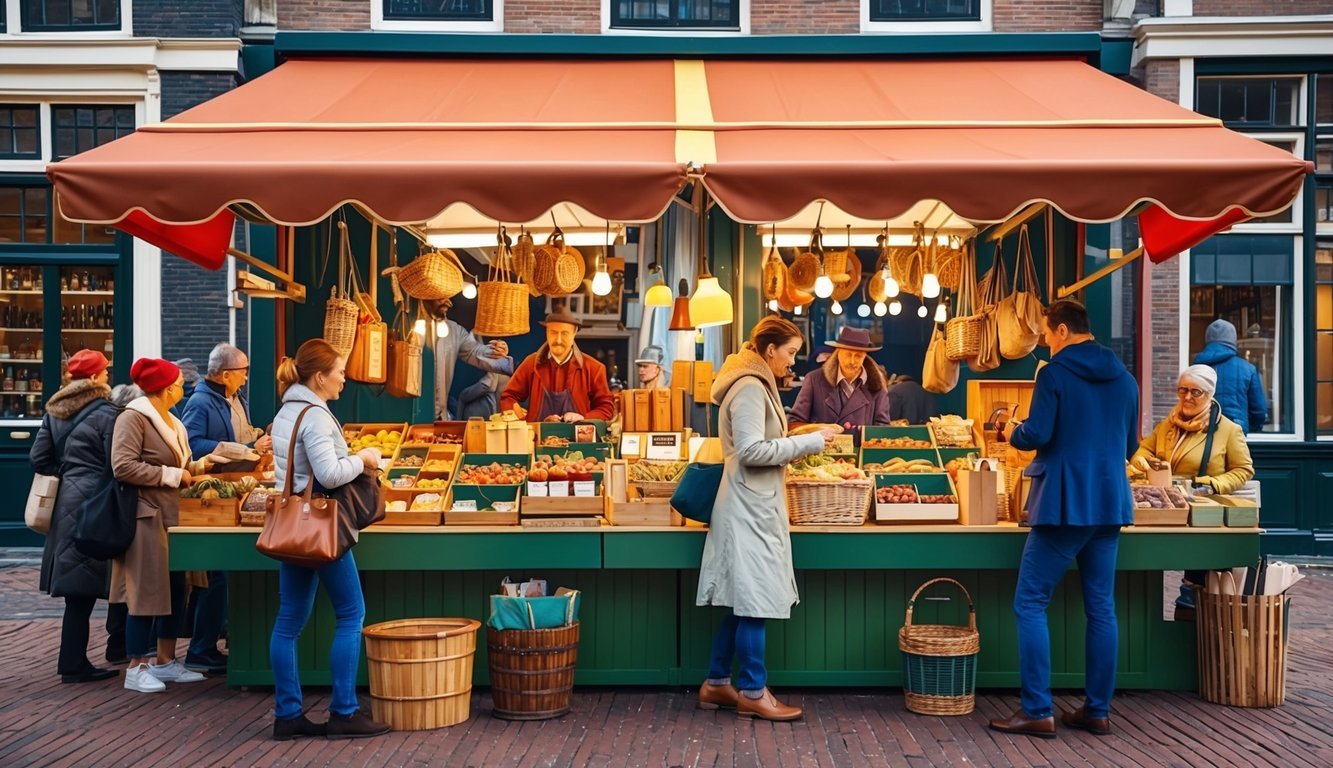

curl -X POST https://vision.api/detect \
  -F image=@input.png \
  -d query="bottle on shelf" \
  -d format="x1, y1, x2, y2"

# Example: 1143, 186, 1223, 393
69, 272, 80, 291
3, 366, 13, 391
60, 276, 68, 291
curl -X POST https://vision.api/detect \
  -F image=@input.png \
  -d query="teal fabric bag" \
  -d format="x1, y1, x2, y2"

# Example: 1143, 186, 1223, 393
487, 590, 581, 631
670, 462, 723, 524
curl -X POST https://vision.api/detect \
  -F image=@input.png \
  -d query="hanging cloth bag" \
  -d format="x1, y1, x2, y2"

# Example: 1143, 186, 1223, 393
26, 403, 103, 534
475, 227, 531, 337
345, 239, 388, 385
922, 325, 960, 394
997, 224, 1044, 359
945, 239, 983, 362
385, 300, 424, 399
968, 242, 1007, 373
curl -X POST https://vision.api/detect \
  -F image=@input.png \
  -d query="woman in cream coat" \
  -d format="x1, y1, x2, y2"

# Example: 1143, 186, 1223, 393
696, 316, 838, 722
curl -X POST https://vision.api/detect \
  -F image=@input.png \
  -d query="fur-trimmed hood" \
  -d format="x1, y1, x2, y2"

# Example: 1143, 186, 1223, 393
44, 379, 111, 420
820, 352, 886, 393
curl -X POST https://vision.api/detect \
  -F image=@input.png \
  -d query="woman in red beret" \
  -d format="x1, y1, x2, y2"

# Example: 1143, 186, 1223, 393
110, 358, 214, 693
30, 350, 120, 683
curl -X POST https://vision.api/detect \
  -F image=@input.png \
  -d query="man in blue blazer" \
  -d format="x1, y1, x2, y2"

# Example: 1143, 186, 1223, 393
988, 300, 1138, 739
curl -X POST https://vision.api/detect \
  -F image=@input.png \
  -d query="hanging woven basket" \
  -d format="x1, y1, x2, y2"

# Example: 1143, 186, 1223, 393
513, 229, 539, 297
533, 229, 585, 297
475, 236, 531, 337
398, 248, 464, 300
831, 250, 863, 302
762, 246, 788, 301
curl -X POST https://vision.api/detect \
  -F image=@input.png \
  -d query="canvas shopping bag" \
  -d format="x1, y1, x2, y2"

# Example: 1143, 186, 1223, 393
997, 224, 1043, 359
922, 325, 960, 394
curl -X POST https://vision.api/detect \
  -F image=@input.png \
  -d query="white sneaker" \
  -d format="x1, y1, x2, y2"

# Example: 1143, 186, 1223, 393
124, 663, 166, 693
147, 659, 205, 683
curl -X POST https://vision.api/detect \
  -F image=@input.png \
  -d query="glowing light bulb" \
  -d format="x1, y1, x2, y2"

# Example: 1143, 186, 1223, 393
434, 319, 449, 338
889, 301, 903, 316
886, 277, 900, 298
814, 273, 834, 299
917, 305, 928, 318
794, 304, 803, 316
831, 300, 843, 315
591, 269, 612, 296
873, 301, 887, 317
921, 272, 941, 299
413, 319, 428, 338
461, 280, 478, 300
934, 302, 948, 323
767, 298, 779, 312
857, 303, 871, 318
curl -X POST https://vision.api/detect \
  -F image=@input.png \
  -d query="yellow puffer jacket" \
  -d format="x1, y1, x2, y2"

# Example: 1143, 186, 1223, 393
1131, 408, 1254, 494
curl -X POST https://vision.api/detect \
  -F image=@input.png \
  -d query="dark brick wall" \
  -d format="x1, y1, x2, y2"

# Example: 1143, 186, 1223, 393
751, 0, 857, 33
993, 0, 1102, 32
279, 0, 370, 30
134, 0, 244, 37
158, 71, 248, 364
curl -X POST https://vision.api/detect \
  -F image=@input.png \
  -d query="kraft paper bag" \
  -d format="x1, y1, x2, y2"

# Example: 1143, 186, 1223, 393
957, 467, 999, 526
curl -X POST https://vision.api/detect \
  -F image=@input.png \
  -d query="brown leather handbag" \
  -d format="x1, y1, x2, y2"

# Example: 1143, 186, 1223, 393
256, 405, 363, 568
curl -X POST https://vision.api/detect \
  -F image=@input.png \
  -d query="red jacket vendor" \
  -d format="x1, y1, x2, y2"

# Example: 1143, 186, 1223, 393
501, 303, 616, 423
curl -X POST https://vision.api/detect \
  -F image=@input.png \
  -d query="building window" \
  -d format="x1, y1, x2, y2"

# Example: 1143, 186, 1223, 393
611, 0, 739, 29
19, 0, 121, 32
1196, 77, 1302, 128
0, 106, 40, 160
1317, 243, 1333, 436
868, 0, 980, 21
0, 184, 48, 244
383, 0, 493, 21
1190, 235, 1295, 434
50, 105, 134, 161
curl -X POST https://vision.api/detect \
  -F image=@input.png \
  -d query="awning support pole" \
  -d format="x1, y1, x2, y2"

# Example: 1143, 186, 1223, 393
987, 203, 1047, 242
228, 246, 307, 302
1057, 246, 1143, 299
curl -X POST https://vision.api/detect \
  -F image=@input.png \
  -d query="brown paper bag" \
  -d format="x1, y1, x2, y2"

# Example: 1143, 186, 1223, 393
957, 467, 999, 526
346, 320, 388, 384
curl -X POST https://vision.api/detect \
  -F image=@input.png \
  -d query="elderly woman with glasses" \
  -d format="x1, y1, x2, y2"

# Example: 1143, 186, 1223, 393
1130, 364, 1254, 615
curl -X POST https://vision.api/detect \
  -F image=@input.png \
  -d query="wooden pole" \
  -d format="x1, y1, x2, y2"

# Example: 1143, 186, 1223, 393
1057, 246, 1144, 299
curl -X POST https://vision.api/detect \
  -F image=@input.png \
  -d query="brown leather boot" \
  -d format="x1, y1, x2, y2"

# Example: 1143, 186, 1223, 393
697, 682, 740, 710
737, 688, 803, 721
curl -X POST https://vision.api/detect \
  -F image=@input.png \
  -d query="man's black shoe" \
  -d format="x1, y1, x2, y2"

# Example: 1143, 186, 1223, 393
326, 711, 391, 739
273, 714, 326, 741
61, 667, 118, 684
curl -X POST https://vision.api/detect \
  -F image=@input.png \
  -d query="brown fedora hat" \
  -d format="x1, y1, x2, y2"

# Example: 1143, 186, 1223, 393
826, 326, 881, 352
539, 302, 584, 329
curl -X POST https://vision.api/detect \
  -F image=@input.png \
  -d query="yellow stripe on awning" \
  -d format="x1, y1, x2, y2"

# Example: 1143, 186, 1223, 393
674, 60, 717, 165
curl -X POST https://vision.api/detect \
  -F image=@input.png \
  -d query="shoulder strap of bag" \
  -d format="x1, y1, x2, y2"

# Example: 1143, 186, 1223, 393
1199, 400, 1220, 470
282, 404, 319, 501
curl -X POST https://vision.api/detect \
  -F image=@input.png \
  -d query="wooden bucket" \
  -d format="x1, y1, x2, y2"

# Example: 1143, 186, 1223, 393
363, 617, 480, 730
1194, 583, 1288, 708
486, 622, 580, 720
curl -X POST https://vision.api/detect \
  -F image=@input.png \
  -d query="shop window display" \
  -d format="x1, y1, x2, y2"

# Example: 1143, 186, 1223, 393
1316, 244, 1333, 436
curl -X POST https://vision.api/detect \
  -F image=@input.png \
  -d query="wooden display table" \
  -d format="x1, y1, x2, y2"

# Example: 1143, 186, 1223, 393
169, 524, 1258, 690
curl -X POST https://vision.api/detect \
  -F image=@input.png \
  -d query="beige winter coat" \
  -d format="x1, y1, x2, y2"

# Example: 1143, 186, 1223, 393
696, 345, 824, 620
109, 400, 207, 616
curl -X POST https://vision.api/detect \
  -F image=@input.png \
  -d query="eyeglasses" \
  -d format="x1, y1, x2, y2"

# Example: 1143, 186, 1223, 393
1177, 387, 1206, 399
222, 366, 250, 374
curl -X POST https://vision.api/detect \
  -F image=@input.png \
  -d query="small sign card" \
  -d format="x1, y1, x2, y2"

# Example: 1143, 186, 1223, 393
450, 499, 478, 512
620, 433, 643, 458
645, 432, 683, 461
573, 480, 597, 497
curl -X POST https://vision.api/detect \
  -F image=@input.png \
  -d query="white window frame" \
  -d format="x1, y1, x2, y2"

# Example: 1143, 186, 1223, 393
372, 0, 504, 32
0, 0, 133, 37
601, 0, 749, 36
0, 98, 144, 171
860, 0, 991, 34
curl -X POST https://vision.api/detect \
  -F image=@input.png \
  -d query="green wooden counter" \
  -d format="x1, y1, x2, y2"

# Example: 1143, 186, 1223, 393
169, 524, 1259, 690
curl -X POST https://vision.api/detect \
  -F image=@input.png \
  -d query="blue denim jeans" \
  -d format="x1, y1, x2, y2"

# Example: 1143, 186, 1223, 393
125, 571, 187, 657
269, 551, 365, 720
1014, 525, 1121, 720
189, 571, 228, 657
707, 610, 767, 692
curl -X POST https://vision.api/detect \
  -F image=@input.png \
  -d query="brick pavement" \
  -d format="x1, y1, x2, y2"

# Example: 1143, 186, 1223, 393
1, 560, 1331, 767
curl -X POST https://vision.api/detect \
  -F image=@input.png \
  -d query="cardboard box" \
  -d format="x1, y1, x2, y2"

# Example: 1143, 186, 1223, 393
873, 474, 959, 523
633, 390, 652, 432
652, 388, 672, 431
691, 361, 714, 404
956, 467, 999, 526
507, 422, 534, 454
464, 418, 488, 454
671, 360, 692, 391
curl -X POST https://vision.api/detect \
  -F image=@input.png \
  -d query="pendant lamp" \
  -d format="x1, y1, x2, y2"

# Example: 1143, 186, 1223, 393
669, 278, 693, 331
686, 185, 734, 328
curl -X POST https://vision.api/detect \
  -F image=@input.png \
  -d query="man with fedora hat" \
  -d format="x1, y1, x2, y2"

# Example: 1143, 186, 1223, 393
501, 303, 616, 423
635, 345, 669, 389
789, 327, 890, 431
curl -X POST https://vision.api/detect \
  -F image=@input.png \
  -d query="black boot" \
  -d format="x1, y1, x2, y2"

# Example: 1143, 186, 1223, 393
273, 714, 327, 741
326, 711, 391, 739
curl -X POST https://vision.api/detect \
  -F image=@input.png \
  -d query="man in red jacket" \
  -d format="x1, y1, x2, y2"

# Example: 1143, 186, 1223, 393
501, 304, 616, 423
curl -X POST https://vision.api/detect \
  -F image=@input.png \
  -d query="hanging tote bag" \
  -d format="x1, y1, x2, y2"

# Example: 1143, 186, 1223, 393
385, 300, 424, 399
72, 476, 139, 560
346, 249, 389, 384
25, 404, 100, 534
257, 405, 358, 568
475, 229, 531, 337
671, 462, 724, 525
922, 325, 960, 394
997, 224, 1043, 359
968, 243, 1007, 374
323, 220, 360, 356
945, 239, 982, 362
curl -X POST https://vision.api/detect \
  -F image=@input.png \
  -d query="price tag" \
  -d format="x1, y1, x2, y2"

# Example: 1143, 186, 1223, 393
620, 433, 642, 458
450, 499, 478, 512
645, 432, 682, 461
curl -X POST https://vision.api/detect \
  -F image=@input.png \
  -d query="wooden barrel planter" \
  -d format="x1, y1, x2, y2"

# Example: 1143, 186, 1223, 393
486, 622, 580, 720
363, 617, 480, 730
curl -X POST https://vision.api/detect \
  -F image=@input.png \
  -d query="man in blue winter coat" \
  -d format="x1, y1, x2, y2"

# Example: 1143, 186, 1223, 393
1194, 318, 1268, 434
988, 300, 1139, 740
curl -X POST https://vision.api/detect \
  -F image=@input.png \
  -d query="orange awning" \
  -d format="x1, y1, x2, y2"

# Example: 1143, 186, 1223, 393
48, 56, 1311, 270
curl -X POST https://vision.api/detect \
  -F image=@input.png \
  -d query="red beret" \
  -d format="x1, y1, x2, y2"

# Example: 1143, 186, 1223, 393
130, 357, 181, 394
66, 350, 109, 380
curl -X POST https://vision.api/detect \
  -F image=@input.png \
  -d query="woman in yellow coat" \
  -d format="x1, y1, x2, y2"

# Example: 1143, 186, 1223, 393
1130, 364, 1254, 614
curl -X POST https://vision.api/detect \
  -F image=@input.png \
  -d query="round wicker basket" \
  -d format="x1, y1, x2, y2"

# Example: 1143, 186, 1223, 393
398, 249, 464, 300
323, 292, 359, 356
788, 251, 820, 291
890, 247, 924, 297
899, 578, 980, 717
533, 235, 585, 297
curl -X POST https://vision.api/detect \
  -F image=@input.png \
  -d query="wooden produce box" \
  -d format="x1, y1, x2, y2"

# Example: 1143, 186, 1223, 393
1131, 485, 1191, 526
379, 487, 444, 525
178, 497, 240, 527
873, 473, 959, 523
1215, 495, 1260, 527
1189, 497, 1226, 527
521, 495, 607, 518
537, 421, 606, 446
445, 483, 521, 525
403, 422, 466, 448
607, 496, 677, 526
343, 422, 407, 467
860, 447, 942, 474
928, 418, 979, 450
862, 425, 935, 446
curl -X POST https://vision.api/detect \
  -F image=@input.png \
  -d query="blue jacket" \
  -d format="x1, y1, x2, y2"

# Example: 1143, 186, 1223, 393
180, 381, 240, 460
1193, 342, 1267, 434
1010, 340, 1139, 527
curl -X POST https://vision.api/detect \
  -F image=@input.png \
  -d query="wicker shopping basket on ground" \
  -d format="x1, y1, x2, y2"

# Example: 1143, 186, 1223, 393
786, 479, 873, 526
899, 577, 980, 716
398, 248, 464, 300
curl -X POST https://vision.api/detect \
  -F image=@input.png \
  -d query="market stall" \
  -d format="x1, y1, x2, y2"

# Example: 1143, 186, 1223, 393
50, 51, 1305, 691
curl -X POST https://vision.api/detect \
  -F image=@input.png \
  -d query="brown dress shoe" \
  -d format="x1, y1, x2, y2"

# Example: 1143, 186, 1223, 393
1061, 706, 1112, 736
697, 682, 740, 710
737, 688, 803, 722
988, 709, 1056, 739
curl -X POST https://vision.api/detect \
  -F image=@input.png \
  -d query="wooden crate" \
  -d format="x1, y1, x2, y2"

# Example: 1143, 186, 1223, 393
178, 497, 240, 527
522, 495, 607, 518
607, 497, 675, 526
445, 508, 519, 526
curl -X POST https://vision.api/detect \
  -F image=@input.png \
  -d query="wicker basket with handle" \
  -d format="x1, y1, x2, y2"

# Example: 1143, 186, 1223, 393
899, 577, 980, 716
398, 247, 464, 300
475, 230, 530, 337
323, 219, 359, 355
946, 239, 982, 361
786, 479, 873, 526
532, 229, 585, 297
